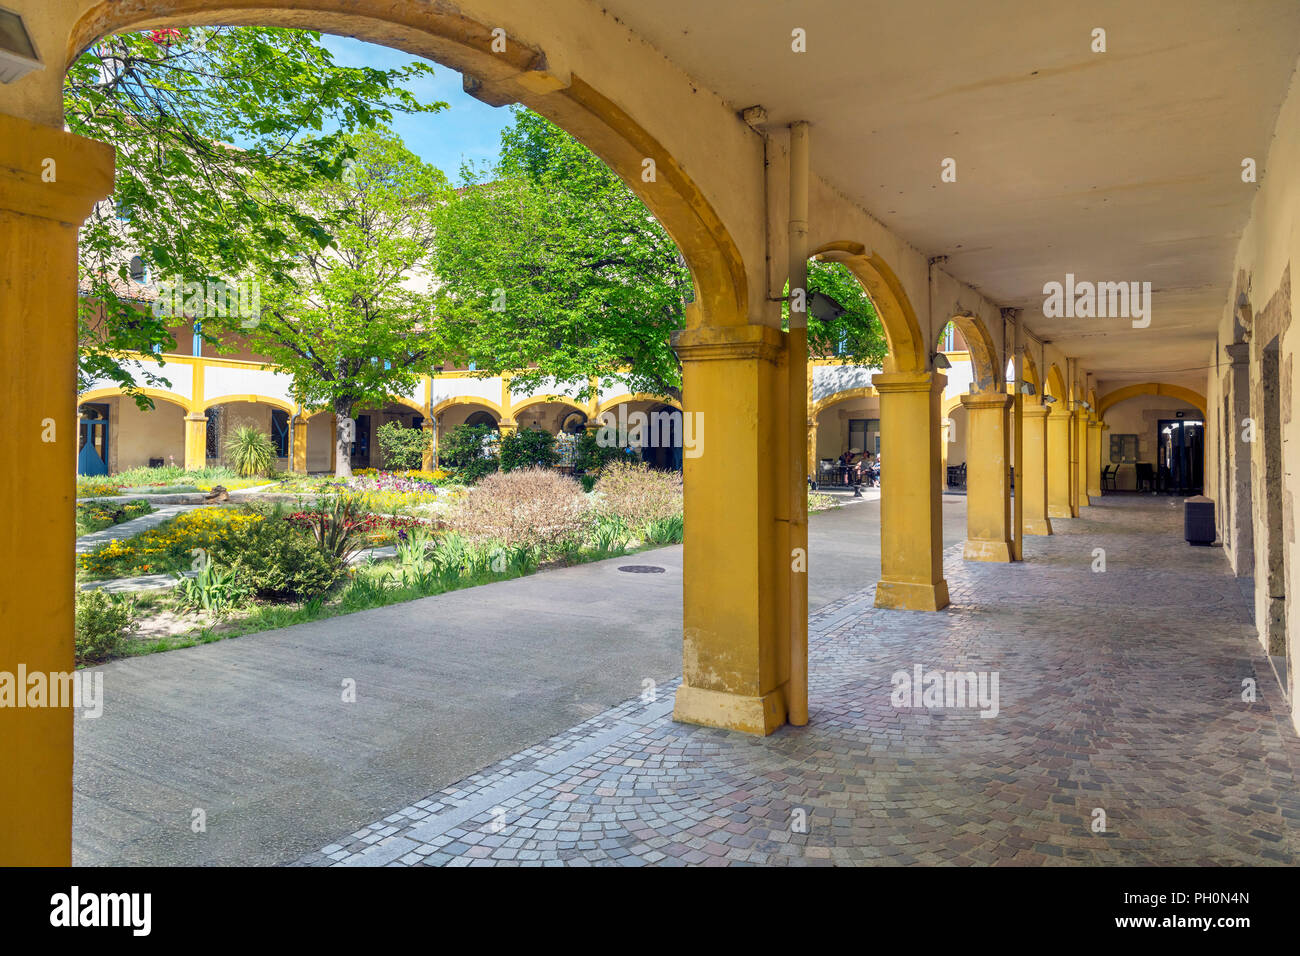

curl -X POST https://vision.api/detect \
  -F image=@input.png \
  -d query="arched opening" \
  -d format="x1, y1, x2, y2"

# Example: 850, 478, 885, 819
201, 397, 295, 470
1097, 384, 1208, 493
69, 1, 748, 324
941, 313, 1001, 393
76, 390, 190, 474
806, 242, 947, 610
511, 397, 588, 436
810, 387, 880, 487
596, 397, 685, 470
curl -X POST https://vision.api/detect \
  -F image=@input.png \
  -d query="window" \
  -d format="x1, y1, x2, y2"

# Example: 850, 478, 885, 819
1109, 433, 1138, 464
270, 409, 289, 459
129, 255, 147, 283
938, 322, 955, 352
205, 407, 221, 459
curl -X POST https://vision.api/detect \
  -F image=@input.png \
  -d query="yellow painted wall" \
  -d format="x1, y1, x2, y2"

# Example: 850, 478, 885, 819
108, 395, 186, 471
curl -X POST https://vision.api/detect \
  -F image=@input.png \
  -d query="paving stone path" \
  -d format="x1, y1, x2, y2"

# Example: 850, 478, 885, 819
296, 496, 1300, 866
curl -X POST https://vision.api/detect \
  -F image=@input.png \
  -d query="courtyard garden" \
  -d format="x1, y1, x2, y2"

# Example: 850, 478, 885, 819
74, 461, 689, 666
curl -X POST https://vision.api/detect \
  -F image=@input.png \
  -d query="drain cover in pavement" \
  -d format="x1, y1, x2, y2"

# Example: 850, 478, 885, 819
618, 565, 666, 573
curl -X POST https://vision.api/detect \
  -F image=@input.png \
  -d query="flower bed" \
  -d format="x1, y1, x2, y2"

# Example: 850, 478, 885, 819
78, 507, 264, 579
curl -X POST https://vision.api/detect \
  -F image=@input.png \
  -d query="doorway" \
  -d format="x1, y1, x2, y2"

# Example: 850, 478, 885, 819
1156, 418, 1203, 495
77, 403, 110, 476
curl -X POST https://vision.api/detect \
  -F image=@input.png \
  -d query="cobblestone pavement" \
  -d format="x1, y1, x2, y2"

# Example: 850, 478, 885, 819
296, 497, 1300, 866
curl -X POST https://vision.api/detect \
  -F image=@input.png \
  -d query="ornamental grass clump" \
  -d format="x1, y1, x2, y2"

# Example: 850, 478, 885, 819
592, 461, 683, 531
446, 467, 589, 551
225, 425, 276, 477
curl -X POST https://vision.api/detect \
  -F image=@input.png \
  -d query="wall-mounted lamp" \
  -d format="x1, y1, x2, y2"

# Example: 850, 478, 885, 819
808, 290, 846, 323
1019, 382, 1036, 396
1042, 395, 1058, 405
0, 8, 43, 84
932, 352, 952, 369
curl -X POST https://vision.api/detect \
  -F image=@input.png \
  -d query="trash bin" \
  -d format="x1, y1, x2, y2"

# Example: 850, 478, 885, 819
1185, 495, 1215, 545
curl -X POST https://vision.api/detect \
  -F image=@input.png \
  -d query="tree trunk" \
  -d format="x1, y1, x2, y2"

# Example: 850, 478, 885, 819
334, 398, 355, 478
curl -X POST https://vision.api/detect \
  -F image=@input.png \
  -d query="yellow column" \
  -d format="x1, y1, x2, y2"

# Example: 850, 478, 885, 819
499, 374, 517, 434
872, 371, 949, 610
291, 415, 309, 473
1073, 407, 1089, 510
1046, 402, 1072, 519
807, 417, 818, 481
960, 391, 1013, 561
1087, 418, 1102, 502
329, 415, 337, 472
1020, 404, 1053, 535
671, 323, 789, 735
0, 115, 113, 864
184, 413, 208, 470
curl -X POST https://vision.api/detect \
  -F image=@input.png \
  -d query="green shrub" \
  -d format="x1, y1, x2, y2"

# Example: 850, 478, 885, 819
498, 427, 558, 472
439, 424, 500, 483
74, 589, 140, 664
225, 425, 276, 477
211, 517, 343, 601
176, 559, 251, 617
642, 513, 685, 544
295, 494, 373, 564
573, 430, 625, 475
376, 420, 431, 470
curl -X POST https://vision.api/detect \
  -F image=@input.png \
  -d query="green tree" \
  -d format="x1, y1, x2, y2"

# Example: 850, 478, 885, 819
376, 420, 431, 470
785, 260, 889, 367
233, 130, 451, 477
65, 26, 444, 405
430, 108, 692, 401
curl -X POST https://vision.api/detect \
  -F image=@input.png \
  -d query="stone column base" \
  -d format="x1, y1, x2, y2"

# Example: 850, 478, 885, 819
673, 684, 788, 736
875, 579, 951, 612
964, 538, 1014, 562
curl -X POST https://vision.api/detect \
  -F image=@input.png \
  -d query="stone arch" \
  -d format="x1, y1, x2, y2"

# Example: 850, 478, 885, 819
79, 385, 194, 413
430, 397, 506, 420
1022, 350, 1042, 395
810, 386, 877, 419
68, 0, 749, 325
512, 395, 589, 419
809, 242, 926, 374
201, 393, 296, 415
1097, 383, 1207, 420
1046, 364, 1068, 403
597, 393, 683, 416
943, 312, 1001, 392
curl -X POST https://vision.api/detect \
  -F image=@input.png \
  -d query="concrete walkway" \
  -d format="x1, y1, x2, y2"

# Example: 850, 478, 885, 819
74, 496, 947, 865
295, 496, 1300, 867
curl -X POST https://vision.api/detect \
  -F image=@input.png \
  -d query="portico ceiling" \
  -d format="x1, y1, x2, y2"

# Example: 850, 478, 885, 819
598, 0, 1300, 383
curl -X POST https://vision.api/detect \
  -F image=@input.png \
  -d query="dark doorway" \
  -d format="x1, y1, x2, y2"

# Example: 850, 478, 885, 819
350, 414, 371, 469
1156, 418, 1203, 495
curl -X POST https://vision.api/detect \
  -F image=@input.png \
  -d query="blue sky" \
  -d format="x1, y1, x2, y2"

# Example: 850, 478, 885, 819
320, 34, 513, 184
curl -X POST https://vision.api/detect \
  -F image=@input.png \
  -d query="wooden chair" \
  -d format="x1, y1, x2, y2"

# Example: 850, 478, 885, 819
1135, 462, 1157, 493
1100, 464, 1118, 491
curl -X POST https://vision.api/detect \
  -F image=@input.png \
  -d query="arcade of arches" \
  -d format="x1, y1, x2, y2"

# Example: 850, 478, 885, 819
4, 0, 1300, 865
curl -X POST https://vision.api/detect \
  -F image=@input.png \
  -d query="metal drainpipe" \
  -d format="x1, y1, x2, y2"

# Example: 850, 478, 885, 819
788, 120, 811, 728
